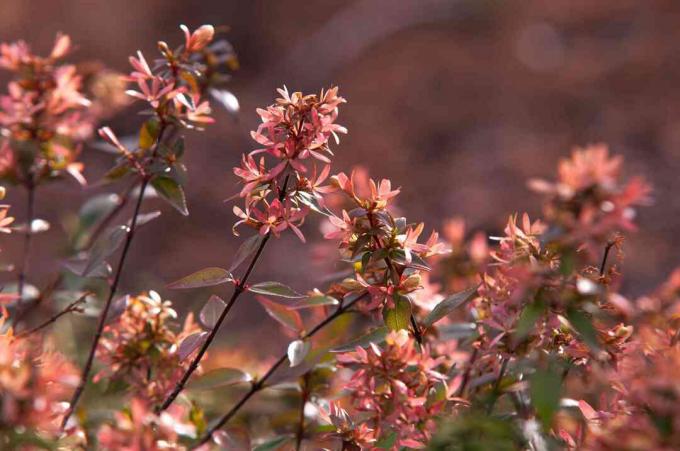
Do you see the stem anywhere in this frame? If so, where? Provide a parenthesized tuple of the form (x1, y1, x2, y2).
(61, 175, 151, 429)
(599, 240, 616, 276)
(80, 179, 138, 251)
(295, 372, 310, 451)
(16, 182, 36, 315)
(486, 356, 509, 414)
(455, 347, 478, 397)
(158, 174, 291, 412)
(61, 122, 170, 428)
(194, 291, 369, 447)
(15, 294, 87, 339)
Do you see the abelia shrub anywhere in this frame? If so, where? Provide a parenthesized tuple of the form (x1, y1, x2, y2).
(0, 23, 677, 451)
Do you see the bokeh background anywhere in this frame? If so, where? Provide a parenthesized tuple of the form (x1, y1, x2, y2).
(2, 0, 679, 349)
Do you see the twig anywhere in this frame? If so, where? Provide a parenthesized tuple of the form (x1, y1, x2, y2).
(194, 291, 369, 447)
(61, 124, 168, 429)
(599, 239, 617, 276)
(15, 181, 36, 320)
(79, 179, 138, 251)
(158, 173, 291, 412)
(295, 372, 311, 451)
(455, 347, 479, 397)
(486, 356, 509, 414)
(15, 294, 88, 339)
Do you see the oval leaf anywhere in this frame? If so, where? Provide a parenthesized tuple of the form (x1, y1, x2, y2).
(167, 267, 232, 290)
(200, 295, 227, 329)
(187, 367, 252, 391)
(83, 225, 128, 276)
(331, 326, 389, 353)
(228, 234, 263, 272)
(288, 291, 339, 310)
(151, 175, 188, 216)
(249, 281, 303, 299)
(178, 332, 208, 361)
(423, 286, 478, 327)
(256, 297, 303, 332)
(287, 340, 310, 367)
(383, 294, 412, 331)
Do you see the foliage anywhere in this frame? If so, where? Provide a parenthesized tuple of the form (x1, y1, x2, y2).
(0, 23, 677, 451)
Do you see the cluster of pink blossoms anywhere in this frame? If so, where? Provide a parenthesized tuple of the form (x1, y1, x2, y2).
(233, 86, 346, 241)
(95, 292, 202, 404)
(337, 330, 448, 449)
(0, 312, 81, 445)
(0, 34, 95, 186)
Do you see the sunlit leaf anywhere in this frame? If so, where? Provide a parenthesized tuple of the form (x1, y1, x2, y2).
(289, 291, 339, 310)
(213, 427, 251, 451)
(200, 295, 226, 329)
(209, 88, 240, 115)
(331, 326, 389, 353)
(167, 267, 232, 290)
(187, 367, 252, 391)
(383, 294, 411, 331)
(256, 297, 303, 332)
(249, 281, 303, 299)
(133, 210, 162, 228)
(151, 176, 188, 216)
(423, 286, 478, 327)
(287, 339, 310, 367)
(139, 118, 160, 150)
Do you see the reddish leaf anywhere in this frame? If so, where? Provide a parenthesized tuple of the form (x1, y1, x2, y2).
(256, 296, 303, 332)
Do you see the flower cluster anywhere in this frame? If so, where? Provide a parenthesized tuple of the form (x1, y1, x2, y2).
(99, 24, 237, 192)
(95, 292, 201, 404)
(97, 397, 200, 451)
(0, 33, 94, 186)
(233, 86, 346, 241)
(528, 144, 651, 257)
(0, 312, 81, 447)
(336, 330, 449, 449)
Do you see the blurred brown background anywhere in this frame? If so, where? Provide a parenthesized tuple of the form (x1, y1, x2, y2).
(2, 0, 679, 344)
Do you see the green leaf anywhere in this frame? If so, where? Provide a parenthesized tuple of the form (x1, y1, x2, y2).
(331, 326, 389, 353)
(383, 294, 412, 331)
(104, 163, 130, 181)
(228, 234, 263, 272)
(187, 367, 252, 391)
(530, 367, 562, 427)
(200, 295, 226, 329)
(83, 225, 127, 276)
(139, 118, 160, 150)
(375, 430, 397, 449)
(423, 286, 478, 327)
(151, 176, 188, 216)
(249, 281, 303, 299)
(515, 299, 546, 342)
(566, 308, 601, 353)
(167, 267, 232, 290)
(256, 297, 303, 332)
(289, 293, 339, 310)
